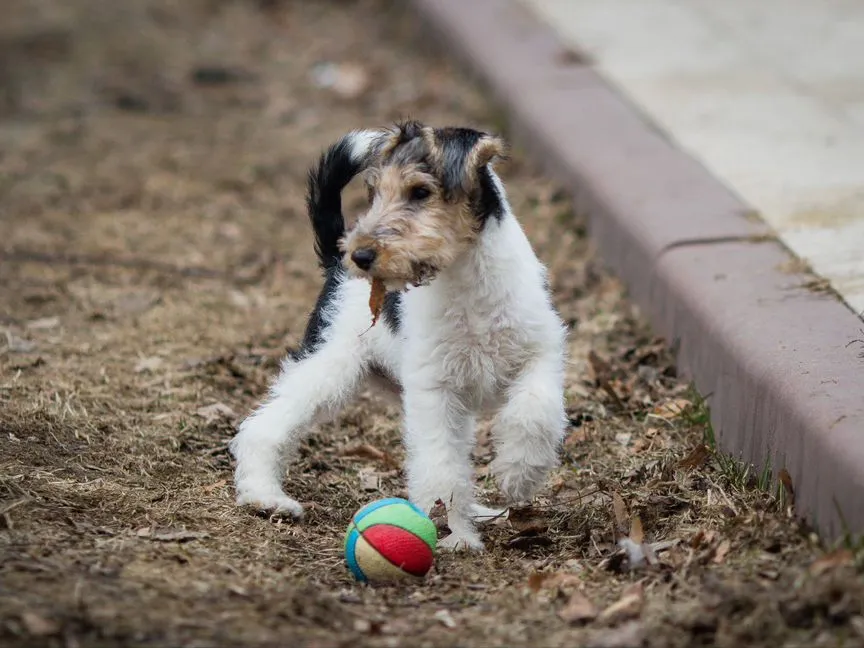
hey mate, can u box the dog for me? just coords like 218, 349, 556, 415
228, 121, 568, 551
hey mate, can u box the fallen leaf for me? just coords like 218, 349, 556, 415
565, 426, 589, 446
690, 529, 714, 550
136, 526, 209, 542
229, 290, 252, 309
152, 529, 209, 542
433, 609, 457, 629
778, 468, 795, 504
611, 492, 628, 537
529, 571, 583, 594
588, 350, 613, 380
228, 584, 249, 597
588, 351, 626, 408
527, 571, 548, 592
712, 539, 732, 564
652, 399, 692, 420
195, 402, 236, 423
428, 499, 450, 538
677, 444, 710, 470
381, 618, 414, 635
557, 47, 591, 66
20, 611, 60, 636
114, 290, 161, 315
631, 438, 649, 453
8, 356, 45, 370
587, 621, 645, 648
135, 356, 164, 373
650, 539, 680, 554
26, 316, 60, 330
428, 498, 447, 519
4, 332, 36, 353
357, 467, 380, 492
549, 475, 567, 494
190, 65, 254, 86
341, 442, 399, 469
202, 479, 227, 493
508, 505, 548, 534
720, 505, 737, 518
850, 616, 864, 640
629, 516, 644, 544
505, 528, 554, 552
339, 590, 363, 604
353, 619, 373, 634
558, 590, 599, 624
615, 432, 632, 447
809, 548, 854, 576
598, 583, 644, 625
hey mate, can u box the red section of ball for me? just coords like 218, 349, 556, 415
362, 525, 434, 576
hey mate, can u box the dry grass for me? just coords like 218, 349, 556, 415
1, 1, 863, 647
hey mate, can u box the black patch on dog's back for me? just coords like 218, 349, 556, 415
298, 266, 343, 356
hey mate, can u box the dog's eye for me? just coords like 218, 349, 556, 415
409, 186, 431, 202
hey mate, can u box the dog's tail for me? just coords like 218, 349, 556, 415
306, 130, 384, 270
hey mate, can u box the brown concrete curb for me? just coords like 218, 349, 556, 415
408, 0, 864, 541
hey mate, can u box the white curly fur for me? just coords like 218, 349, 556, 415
228, 131, 568, 552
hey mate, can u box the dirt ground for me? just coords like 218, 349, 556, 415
1, 1, 863, 647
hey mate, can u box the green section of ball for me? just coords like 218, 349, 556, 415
354, 501, 437, 551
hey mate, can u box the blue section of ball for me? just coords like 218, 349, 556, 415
352, 497, 412, 524
344, 526, 366, 582
404, 499, 427, 518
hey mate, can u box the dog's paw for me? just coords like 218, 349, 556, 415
437, 529, 485, 552
236, 491, 305, 519
491, 459, 550, 504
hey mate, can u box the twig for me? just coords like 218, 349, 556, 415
0, 248, 255, 284
0, 497, 30, 516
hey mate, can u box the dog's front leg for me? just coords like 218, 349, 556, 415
229, 342, 365, 518
490, 352, 568, 504
402, 382, 484, 552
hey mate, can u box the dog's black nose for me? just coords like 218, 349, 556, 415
351, 248, 377, 270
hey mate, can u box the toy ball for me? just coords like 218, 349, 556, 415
344, 497, 437, 583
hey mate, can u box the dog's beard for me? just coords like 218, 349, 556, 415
343, 255, 440, 292
409, 261, 438, 287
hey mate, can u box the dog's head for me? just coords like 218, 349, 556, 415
339, 120, 507, 289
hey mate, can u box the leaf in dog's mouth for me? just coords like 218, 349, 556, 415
368, 277, 386, 327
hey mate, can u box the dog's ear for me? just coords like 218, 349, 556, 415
466, 134, 507, 173
378, 120, 431, 162
436, 128, 507, 197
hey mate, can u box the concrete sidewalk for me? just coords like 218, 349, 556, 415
524, 0, 864, 317
410, 0, 864, 541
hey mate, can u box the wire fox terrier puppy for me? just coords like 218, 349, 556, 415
229, 121, 568, 551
